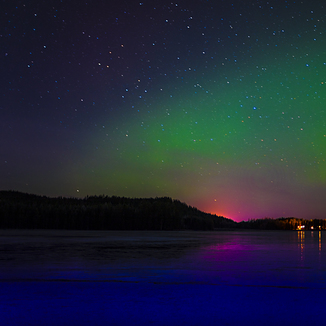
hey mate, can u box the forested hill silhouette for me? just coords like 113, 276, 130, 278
1, 191, 324, 230
0, 191, 236, 230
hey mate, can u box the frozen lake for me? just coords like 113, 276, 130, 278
0, 230, 325, 325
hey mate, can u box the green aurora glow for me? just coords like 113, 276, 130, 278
1, 0, 326, 221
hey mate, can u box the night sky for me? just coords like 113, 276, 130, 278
1, 0, 326, 221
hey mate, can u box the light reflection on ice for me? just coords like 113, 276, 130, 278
1, 230, 326, 326
0, 230, 325, 288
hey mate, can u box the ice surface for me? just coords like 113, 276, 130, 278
0, 230, 325, 325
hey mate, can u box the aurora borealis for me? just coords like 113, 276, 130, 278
1, 0, 326, 221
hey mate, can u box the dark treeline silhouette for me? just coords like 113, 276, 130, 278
1, 191, 325, 231
0, 191, 236, 231
239, 217, 326, 230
